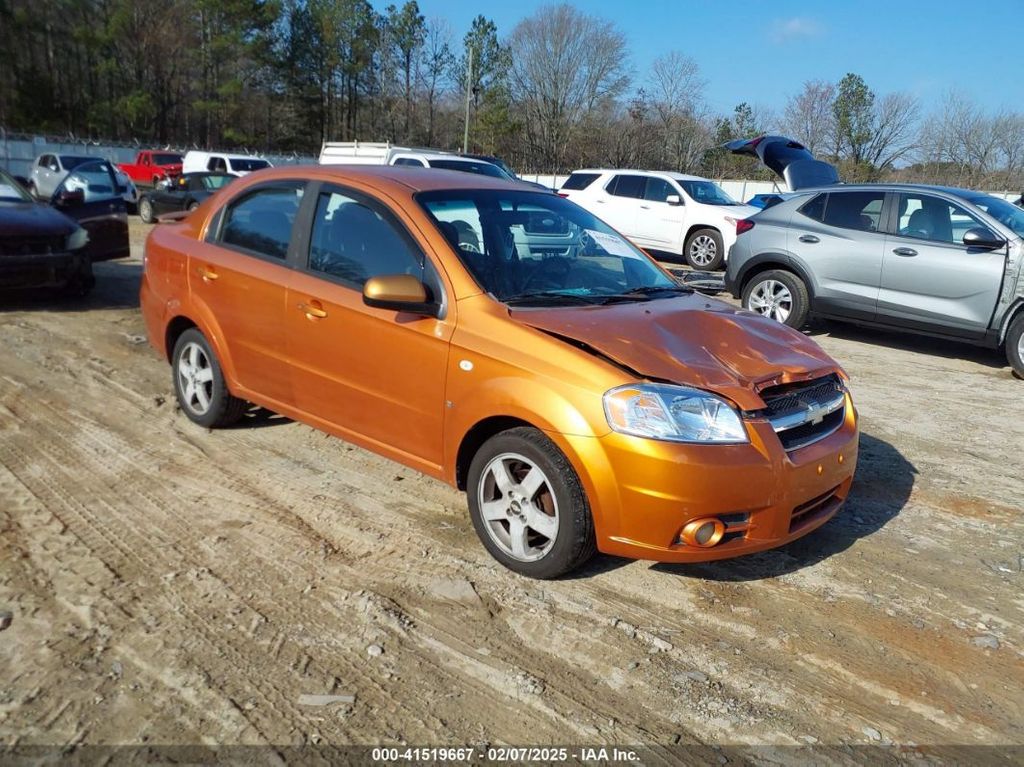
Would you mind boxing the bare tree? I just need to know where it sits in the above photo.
[782,80,835,156]
[864,91,920,170]
[647,51,709,171]
[508,3,631,171]
[416,16,454,144]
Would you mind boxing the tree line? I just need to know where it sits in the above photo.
[1,0,1021,188]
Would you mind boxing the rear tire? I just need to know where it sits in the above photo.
[1005,313,1024,380]
[742,269,810,329]
[467,427,596,579]
[139,197,154,224]
[188,201,200,212]
[171,328,247,428]
[684,228,725,271]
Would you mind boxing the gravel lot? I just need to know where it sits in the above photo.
[1,221,1021,759]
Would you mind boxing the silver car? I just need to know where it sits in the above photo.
[724,136,1024,378]
[30,153,138,209]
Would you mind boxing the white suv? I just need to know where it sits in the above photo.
[558,170,757,270]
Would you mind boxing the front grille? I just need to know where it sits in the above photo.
[759,374,846,451]
[0,235,65,256]
[789,486,842,533]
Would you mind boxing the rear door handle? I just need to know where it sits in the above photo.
[798,234,820,243]
[196,265,218,282]
[298,300,328,319]
[893,247,918,257]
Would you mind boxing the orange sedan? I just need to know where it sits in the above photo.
[140,166,858,578]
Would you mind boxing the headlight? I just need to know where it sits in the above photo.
[66,226,89,251]
[603,383,748,443]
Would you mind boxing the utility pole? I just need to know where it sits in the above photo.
[462,45,473,153]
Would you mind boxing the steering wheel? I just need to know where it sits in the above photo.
[519,257,573,292]
[459,242,481,253]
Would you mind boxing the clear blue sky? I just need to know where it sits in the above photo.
[411,0,1021,116]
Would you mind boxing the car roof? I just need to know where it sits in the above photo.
[794,182,990,200]
[570,169,711,182]
[231,164,531,194]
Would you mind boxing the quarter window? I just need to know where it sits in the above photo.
[221,185,303,259]
[821,191,886,232]
[307,190,423,287]
[560,172,599,191]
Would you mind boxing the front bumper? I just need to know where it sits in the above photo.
[0,251,91,291]
[564,393,858,563]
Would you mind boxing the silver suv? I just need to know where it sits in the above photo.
[724,136,1024,377]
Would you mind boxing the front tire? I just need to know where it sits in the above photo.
[467,427,595,579]
[1006,313,1024,379]
[139,197,155,224]
[171,328,247,428]
[742,269,810,328]
[684,228,725,271]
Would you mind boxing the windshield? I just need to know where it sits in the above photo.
[201,174,235,190]
[429,159,509,179]
[417,189,680,305]
[0,169,32,202]
[60,155,96,171]
[152,153,182,165]
[969,194,1024,238]
[230,158,270,172]
[679,180,738,206]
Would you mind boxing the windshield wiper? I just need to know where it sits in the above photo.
[504,291,598,306]
[617,285,693,297]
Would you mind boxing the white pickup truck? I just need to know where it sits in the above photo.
[319,142,511,179]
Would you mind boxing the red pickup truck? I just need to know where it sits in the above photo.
[118,151,183,187]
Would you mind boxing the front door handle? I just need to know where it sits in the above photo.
[196,265,218,282]
[893,247,918,257]
[298,300,328,319]
[798,234,820,243]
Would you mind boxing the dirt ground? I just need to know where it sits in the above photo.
[1,220,1022,758]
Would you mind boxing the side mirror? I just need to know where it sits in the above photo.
[362,274,436,316]
[665,194,683,206]
[963,227,1005,250]
[55,188,85,207]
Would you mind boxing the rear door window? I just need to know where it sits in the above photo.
[821,191,886,232]
[220,184,303,259]
[607,174,645,199]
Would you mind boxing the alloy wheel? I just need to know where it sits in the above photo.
[747,279,793,323]
[476,452,559,562]
[689,235,717,267]
[177,341,215,416]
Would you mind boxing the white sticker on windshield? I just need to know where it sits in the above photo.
[584,229,643,259]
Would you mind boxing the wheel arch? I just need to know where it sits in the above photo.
[683,223,722,249]
[737,252,817,300]
[997,298,1024,345]
[454,416,536,490]
[164,315,198,362]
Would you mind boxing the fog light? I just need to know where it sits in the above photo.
[681,518,726,548]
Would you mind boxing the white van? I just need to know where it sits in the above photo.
[181,151,272,177]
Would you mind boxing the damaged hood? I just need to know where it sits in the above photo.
[510,293,841,410]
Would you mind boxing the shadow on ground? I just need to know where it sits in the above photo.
[0,260,142,312]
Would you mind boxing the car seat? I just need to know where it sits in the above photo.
[906,209,936,240]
